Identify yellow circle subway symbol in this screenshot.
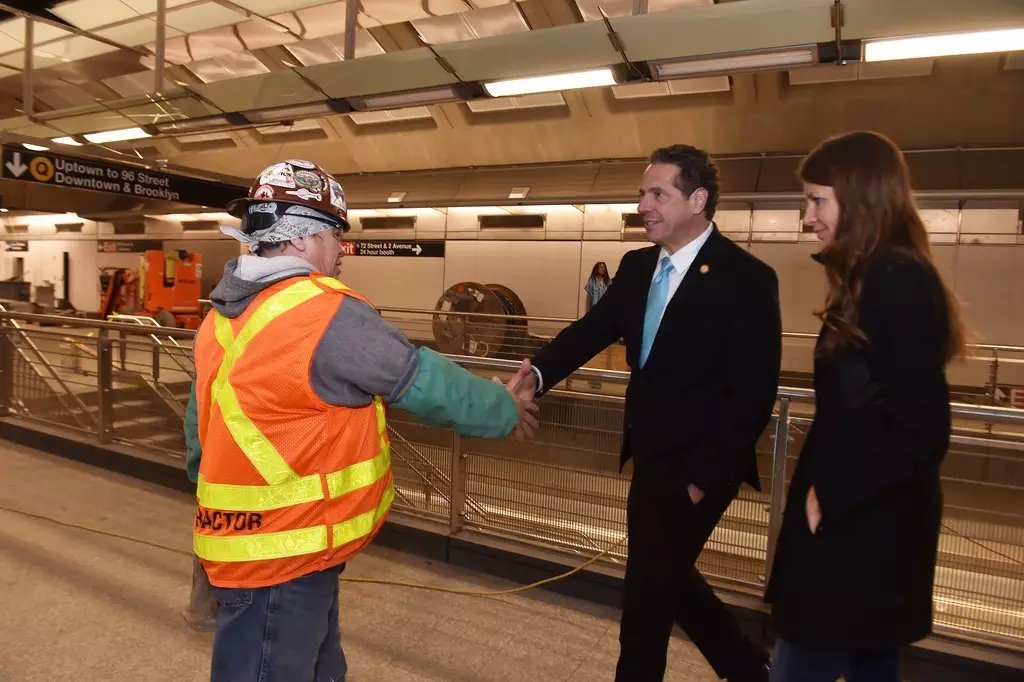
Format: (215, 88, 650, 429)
(30, 156, 54, 182)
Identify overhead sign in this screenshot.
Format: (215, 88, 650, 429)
(2, 240, 28, 252)
(339, 240, 445, 258)
(97, 240, 163, 253)
(1, 145, 246, 208)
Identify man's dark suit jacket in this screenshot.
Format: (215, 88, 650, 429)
(532, 227, 782, 496)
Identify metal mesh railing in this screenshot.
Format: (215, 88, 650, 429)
(0, 311, 1022, 651)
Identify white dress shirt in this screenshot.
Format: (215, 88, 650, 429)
(532, 222, 715, 394)
(649, 222, 715, 329)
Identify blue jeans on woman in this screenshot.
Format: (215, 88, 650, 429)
(770, 637, 900, 682)
(210, 565, 347, 682)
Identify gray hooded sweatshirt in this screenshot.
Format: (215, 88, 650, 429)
(184, 255, 518, 480)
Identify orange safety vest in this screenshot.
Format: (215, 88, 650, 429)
(193, 274, 393, 588)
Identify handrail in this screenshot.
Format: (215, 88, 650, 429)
(2, 309, 1023, 355)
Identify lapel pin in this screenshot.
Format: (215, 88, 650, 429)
(699, 264, 710, 275)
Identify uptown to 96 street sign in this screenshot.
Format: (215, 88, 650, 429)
(1, 145, 246, 208)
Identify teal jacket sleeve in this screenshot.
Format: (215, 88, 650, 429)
(393, 347, 518, 439)
(184, 378, 202, 484)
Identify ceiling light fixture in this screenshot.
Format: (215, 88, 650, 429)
(52, 136, 83, 146)
(484, 68, 617, 97)
(651, 48, 816, 79)
(23, 143, 49, 151)
(241, 100, 350, 124)
(508, 187, 530, 200)
(864, 27, 1024, 62)
(387, 192, 407, 204)
(83, 127, 151, 144)
(355, 86, 464, 111)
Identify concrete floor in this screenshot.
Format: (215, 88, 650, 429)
(0, 442, 720, 682)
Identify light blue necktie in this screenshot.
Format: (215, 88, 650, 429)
(639, 256, 674, 369)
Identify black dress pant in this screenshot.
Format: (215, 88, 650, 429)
(614, 478, 768, 681)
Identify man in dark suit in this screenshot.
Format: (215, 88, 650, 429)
(511, 145, 782, 681)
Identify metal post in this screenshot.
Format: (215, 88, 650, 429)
(97, 330, 113, 443)
(119, 329, 127, 371)
(764, 398, 791, 583)
(0, 324, 14, 416)
(343, 0, 360, 61)
(23, 17, 33, 116)
(449, 430, 466, 534)
(154, 0, 167, 93)
(152, 343, 161, 382)
(988, 350, 1000, 405)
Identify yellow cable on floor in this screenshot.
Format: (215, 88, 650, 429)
(0, 503, 626, 597)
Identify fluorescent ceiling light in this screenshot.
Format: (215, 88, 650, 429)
(154, 116, 233, 134)
(387, 192, 407, 204)
(864, 28, 1024, 62)
(652, 48, 815, 79)
(484, 68, 617, 98)
(83, 127, 151, 144)
(508, 186, 530, 200)
(23, 143, 49, 151)
(52, 136, 82, 146)
(357, 86, 460, 111)
(242, 102, 337, 124)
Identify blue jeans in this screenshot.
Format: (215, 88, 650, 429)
(770, 638, 900, 682)
(210, 566, 347, 682)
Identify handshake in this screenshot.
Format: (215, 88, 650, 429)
(494, 358, 541, 442)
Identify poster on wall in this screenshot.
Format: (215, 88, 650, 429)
(1, 145, 246, 208)
(339, 240, 445, 258)
(1, 240, 28, 251)
(97, 240, 163, 253)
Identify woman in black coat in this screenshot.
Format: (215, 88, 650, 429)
(764, 131, 966, 682)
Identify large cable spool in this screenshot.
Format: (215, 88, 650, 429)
(485, 284, 529, 358)
(432, 282, 509, 358)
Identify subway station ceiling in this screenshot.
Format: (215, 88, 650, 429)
(0, 0, 1020, 201)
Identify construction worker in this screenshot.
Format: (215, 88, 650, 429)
(188, 160, 539, 682)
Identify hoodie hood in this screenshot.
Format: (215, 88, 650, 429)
(209, 255, 316, 318)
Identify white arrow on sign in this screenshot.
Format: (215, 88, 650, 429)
(413, 244, 423, 255)
(5, 151, 26, 177)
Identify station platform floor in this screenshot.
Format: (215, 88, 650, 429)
(0, 442, 719, 682)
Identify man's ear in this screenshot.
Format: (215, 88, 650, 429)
(289, 237, 309, 252)
(690, 187, 709, 216)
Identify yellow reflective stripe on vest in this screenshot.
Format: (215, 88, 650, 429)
(196, 472, 324, 512)
(194, 525, 328, 563)
(211, 279, 326, 485)
(332, 482, 395, 548)
(325, 446, 390, 499)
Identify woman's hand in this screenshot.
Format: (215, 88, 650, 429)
(806, 486, 822, 534)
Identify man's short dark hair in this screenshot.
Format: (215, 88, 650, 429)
(649, 145, 720, 220)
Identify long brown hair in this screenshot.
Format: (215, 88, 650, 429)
(800, 131, 965, 362)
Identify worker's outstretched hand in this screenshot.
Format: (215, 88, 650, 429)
(493, 358, 540, 441)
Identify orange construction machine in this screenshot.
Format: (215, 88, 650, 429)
(99, 250, 203, 328)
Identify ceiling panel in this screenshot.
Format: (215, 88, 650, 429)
(120, 97, 223, 125)
(94, 18, 185, 47)
(301, 48, 458, 98)
(0, 18, 73, 45)
(455, 164, 601, 200)
(122, 0, 197, 11)
(190, 53, 271, 83)
(591, 162, 647, 197)
(52, 0, 145, 29)
(413, 5, 529, 45)
(284, 31, 385, 66)
(34, 36, 122, 64)
(435, 20, 620, 82)
(236, 18, 302, 51)
(574, 0, 712, 22)
(166, 3, 246, 34)
(191, 68, 325, 111)
(44, 110, 136, 135)
(358, 0, 467, 27)
(612, 0, 831, 63)
(290, 2, 353, 40)
(230, 0, 336, 14)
